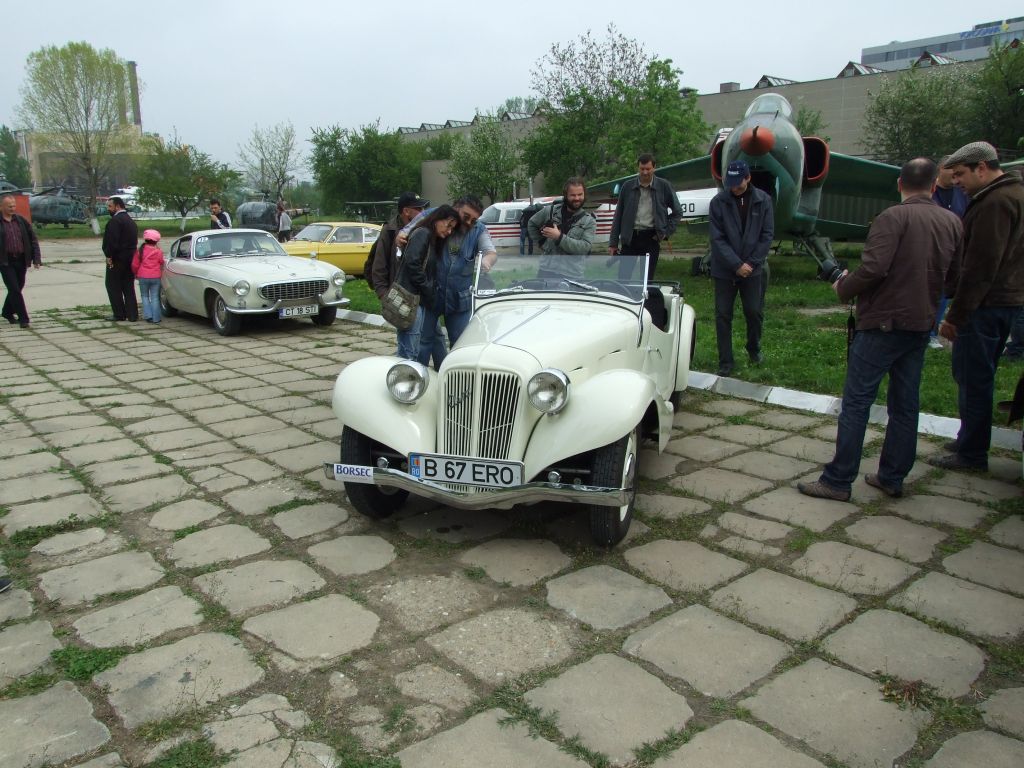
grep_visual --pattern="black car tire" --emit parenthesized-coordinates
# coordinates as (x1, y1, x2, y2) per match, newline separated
(588, 425, 639, 546)
(210, 294, 241, 336)
(159, 286, 179, 317)
(312, 307, 337, 326)
(340, 426, 408, 519)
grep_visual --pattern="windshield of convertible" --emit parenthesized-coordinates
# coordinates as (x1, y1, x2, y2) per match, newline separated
(193, 232, 286, 260)
(475, 253, 649, 303)
(293, 224, 332, 242)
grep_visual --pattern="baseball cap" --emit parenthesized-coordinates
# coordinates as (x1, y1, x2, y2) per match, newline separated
(724, 160, 751, 188)
(397, 192, 429, 210)
(944, 141, 998, 167)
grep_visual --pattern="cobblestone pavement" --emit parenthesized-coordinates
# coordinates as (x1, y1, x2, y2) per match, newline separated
(0, 310, 1021, 768)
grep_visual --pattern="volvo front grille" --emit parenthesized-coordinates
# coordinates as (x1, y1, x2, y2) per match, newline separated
(259, 280, 329, 301)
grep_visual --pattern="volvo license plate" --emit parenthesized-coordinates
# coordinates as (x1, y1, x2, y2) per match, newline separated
(409, 453, 523, 488)
(280, 304, 319, 318)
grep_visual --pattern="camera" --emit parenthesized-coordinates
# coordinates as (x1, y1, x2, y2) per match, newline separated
(817, 257, 846, 284)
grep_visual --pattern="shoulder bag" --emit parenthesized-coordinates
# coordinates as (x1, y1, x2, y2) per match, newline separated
(380, 256, 420, 330)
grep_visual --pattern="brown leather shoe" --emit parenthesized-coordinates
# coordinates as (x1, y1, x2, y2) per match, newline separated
(864, 473, 902, 498)
(797, 480, 851, 502)
(926, 453, 987, 472)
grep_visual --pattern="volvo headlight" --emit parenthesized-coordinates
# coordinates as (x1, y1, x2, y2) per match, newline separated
(233, 280, 250, 297)
(528, 369, 569, 414)
(331, 271, 345, 287)
(387, 361, 429, 403)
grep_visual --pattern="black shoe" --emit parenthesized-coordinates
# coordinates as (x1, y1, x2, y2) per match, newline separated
(865, 473, 903, 498)
(942, 439, 960, 453)
(749, 352, 764, 365)
(19, 321, 29, 329)
(105, 316, 125, 322)
(717, 364, 733, 377)
(797, 480, 851, 502)
(1, 314, 14, 325)
(0, 577, 12, 594)
(927, 453, 987, 472)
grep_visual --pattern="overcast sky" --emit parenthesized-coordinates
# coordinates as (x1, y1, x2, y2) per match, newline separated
(0, 1, 1017, 176)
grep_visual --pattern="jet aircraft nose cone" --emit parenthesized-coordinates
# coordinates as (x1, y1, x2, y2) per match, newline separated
(739, 125, 775, 156)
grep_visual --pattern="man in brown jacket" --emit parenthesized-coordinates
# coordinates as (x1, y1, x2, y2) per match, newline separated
(929, 141, 1024, 471)
(800, 158, 962, 501)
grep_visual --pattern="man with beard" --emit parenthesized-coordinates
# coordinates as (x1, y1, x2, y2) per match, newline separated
(528, 177, 595, 280)
(102, 196, 139, 321)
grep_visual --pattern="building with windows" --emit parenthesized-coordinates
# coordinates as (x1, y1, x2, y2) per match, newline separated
(862, 17, 1023, 70)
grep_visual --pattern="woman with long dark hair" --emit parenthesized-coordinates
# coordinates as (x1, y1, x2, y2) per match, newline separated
(394, 204, 459, 361)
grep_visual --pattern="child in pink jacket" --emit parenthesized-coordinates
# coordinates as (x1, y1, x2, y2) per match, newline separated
(132, 229, 165, 323)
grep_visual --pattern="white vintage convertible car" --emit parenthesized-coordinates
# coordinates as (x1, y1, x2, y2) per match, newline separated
(160, 228, 349, 336)
(324, 254, 696, 545)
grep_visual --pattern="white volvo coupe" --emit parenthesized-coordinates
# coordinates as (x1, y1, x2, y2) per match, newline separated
(160, 229, 349, 336)
(324, 254, 696, 545)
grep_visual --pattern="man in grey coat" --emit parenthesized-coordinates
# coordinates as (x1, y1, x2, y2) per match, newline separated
(608, 153, 683, 280)
(708, 160, 774, 377)
(528, 178, 595, 281)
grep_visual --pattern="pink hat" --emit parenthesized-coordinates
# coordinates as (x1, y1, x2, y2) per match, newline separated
(143, 229, 161, 243)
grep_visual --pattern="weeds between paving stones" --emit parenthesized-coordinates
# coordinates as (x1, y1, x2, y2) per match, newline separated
(51, 645, 132, 680)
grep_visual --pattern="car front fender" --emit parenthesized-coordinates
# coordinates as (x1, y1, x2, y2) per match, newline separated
(675, 302, 697, 393)
(524, 369, 671, 477)
(331, 357, 438, 454)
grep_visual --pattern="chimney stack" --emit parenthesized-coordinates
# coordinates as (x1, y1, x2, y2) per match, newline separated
(720, 82, 740, 93)
(127, 61, 142, 127)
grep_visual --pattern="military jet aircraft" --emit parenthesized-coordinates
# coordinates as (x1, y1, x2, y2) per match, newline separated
(589, 92, 903, 276)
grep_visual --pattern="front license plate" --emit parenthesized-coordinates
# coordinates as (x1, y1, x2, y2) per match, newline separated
(409, 453, 523, 488)
(280, 304, 319, 318)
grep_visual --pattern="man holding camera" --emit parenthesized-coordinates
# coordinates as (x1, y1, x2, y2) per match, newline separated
(799, 158, 962, 502)
(528, 178, 595, 280)
(709, 161, 774, 377)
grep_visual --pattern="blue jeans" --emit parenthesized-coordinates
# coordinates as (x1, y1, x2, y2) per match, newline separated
(951, 306, 1018, 463)
(396, 306, 426, 361)
(821, 329, 928, 492)
(138, 277, 161, 322)
(520, 229, 533, 255)
(415, 308, 448, 369)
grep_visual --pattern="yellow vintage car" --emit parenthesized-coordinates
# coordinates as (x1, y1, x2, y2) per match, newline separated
(282, 222, 381, 275)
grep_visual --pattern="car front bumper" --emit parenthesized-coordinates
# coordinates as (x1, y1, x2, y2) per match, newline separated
(227, 296, 350, 314)
(322, 463, 630, 509)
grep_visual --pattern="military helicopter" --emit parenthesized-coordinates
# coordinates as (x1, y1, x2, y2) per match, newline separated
(28, 186, 90, 226)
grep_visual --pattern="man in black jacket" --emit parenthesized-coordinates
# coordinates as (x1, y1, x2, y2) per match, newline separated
(102, 196, 139, 321)
(708, 161, 774, 377)
(608, 153, 682, 280)
(369, 192, 429, 299)
(0, 194, 42, 328)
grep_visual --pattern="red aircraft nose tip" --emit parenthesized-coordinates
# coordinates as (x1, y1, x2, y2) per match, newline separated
(739, 126, 775, 156)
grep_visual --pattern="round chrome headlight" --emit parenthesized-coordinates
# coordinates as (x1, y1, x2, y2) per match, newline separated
(331, 271, 345, 287)
(233, 280, 250, 297)
(528, 368, 569, 414)
(387, 361, 429, 403)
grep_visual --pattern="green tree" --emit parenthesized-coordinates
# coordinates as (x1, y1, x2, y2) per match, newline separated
(861, 65, 976, 163)
(445, 117, 522, 203)
(969, 42, 1024, 153)
(18, 42, 132, 226)
(134, 137, 240, 231)
(495, 96, 539, 115)
(793, 106, 831, 142)
(237, 121, 302, 199)
(0, 126, 32, 188)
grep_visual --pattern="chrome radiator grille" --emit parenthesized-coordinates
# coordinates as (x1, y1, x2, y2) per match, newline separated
(259, 279, 329, 301)
(441, 369, 520, 460)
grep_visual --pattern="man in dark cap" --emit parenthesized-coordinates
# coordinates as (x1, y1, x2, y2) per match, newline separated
(369, 192, 429, 299)
(708, 160, 774, 377)
(930, 141, 1024, 471)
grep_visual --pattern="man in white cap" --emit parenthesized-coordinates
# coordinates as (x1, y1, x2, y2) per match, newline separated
(930, 141, 1024, 471)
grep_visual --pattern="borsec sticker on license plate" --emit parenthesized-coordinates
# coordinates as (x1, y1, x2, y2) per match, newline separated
(332, 463, 374, 483)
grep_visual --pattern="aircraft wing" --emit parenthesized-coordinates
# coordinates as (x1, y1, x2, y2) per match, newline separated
(824, 153, 900, 199)
(588, 156, 714, 202)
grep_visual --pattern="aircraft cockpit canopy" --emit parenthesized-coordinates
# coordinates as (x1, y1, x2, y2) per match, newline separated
(744, 93, 793, 119)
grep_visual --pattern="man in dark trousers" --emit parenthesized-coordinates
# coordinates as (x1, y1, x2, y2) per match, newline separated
(799, 158, 962, 502)
(102, 196, 139, 321)
(608, 153, 683, 280)
(708, 160, 774, 377)
(930, 141, 1024, 471)
(0, 193, 42, 328)
(519, 201, 542, 256)
(369, 192, 429, 300)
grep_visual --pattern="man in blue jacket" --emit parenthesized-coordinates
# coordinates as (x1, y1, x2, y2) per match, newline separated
(708, 161, 774, 377)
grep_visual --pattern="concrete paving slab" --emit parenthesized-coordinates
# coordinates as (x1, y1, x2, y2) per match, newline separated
(60, 438, 147, 466)
(397, 708, 589, 768)
(711, 568, 857, 641)
(223, 457, 280, 482)
(45, 425, 125, 448)
(670, 468, 773, 502)
(94, 632, 264, 729)
(0, 450, 61, 480)
(39, 551, 165, 605)
(104, 473, 196, 512)
(29, 413, 108, 434)
(844, 515, 948, 563)
(140, 426, 222, 452)
(636, 493, 711, 519)
(716, 511, 794, 541)
(671, 412, 724, 431)
(891, 494, 990, 529)
(989, 516, 1024, 550)
(546, 564, 671, 629)
(525, 654, 693, 765)
(716, 450, 817, 480)
(943, 541, 1024, 596)
(0, 588, 33, 624)
(123, 414, 194, 435)
(168, 523, 271, 568)
(458, 539, 570, 586)
(193, 559, 326, 616)
(84, 455, 174, 486)
(981, 687, 1024, 739)
(652, 719, 826, 767)
(223, 480, 311, 516)
(717, 535, 782, 558)
(0, 682, 111, 768)
(624, 604, 789, 697)
(29, 529, 125, 570)
(272, 502, 349, 539)
(822, 609, 985, 697)
(395, 663, 477, 711)
(307, 535, 396, 576)
(743, 487, 852, 532)
(741, 658, 929, 768)
(234, 426, 318, 452)
(207, 415, 288, 439)
(73, 586, 203, 647)
(0, 620, 61, 681)
(242, 594, 379, 668)
(705, 424, 790, 447)
(925, 730, 1024, 767)
(426, 609, 576, 683)
(624, 540, 748, 592)
(701, 399, 763, 417)
(0, 472, 85, 505)
(397, 507, 513, 542)
(924, 473, 1023, 503)
(664, 435, 746, 461)
(148, 499, 224, 530)
(889, 572, 1024, 640)
(791, 541, 919, 595)
(367, 574, 489, 633)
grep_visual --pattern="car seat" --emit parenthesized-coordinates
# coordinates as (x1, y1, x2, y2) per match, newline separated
(643, 287, 668, 331)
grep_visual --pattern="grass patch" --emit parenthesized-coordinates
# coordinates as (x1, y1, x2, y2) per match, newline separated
(136, 710, 209, 743)
(936, 528, 978, 555)
(0, 672, 59, 699)
(51, 645, 131, 680)
(785, 526, 823, 553)
(463, 566, 487, 581)
(984, 639, 1024, 678)
(632, 725, 704, 765)
(382, 703, 415, 735)
(265, 499, 314, 515)
(146, 737, 226, 768)
(174, 525, 204, 540)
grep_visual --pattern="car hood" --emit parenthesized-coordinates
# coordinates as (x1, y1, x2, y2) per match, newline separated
(203, 255, 336, 282)
(449, 300, 639, 374)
